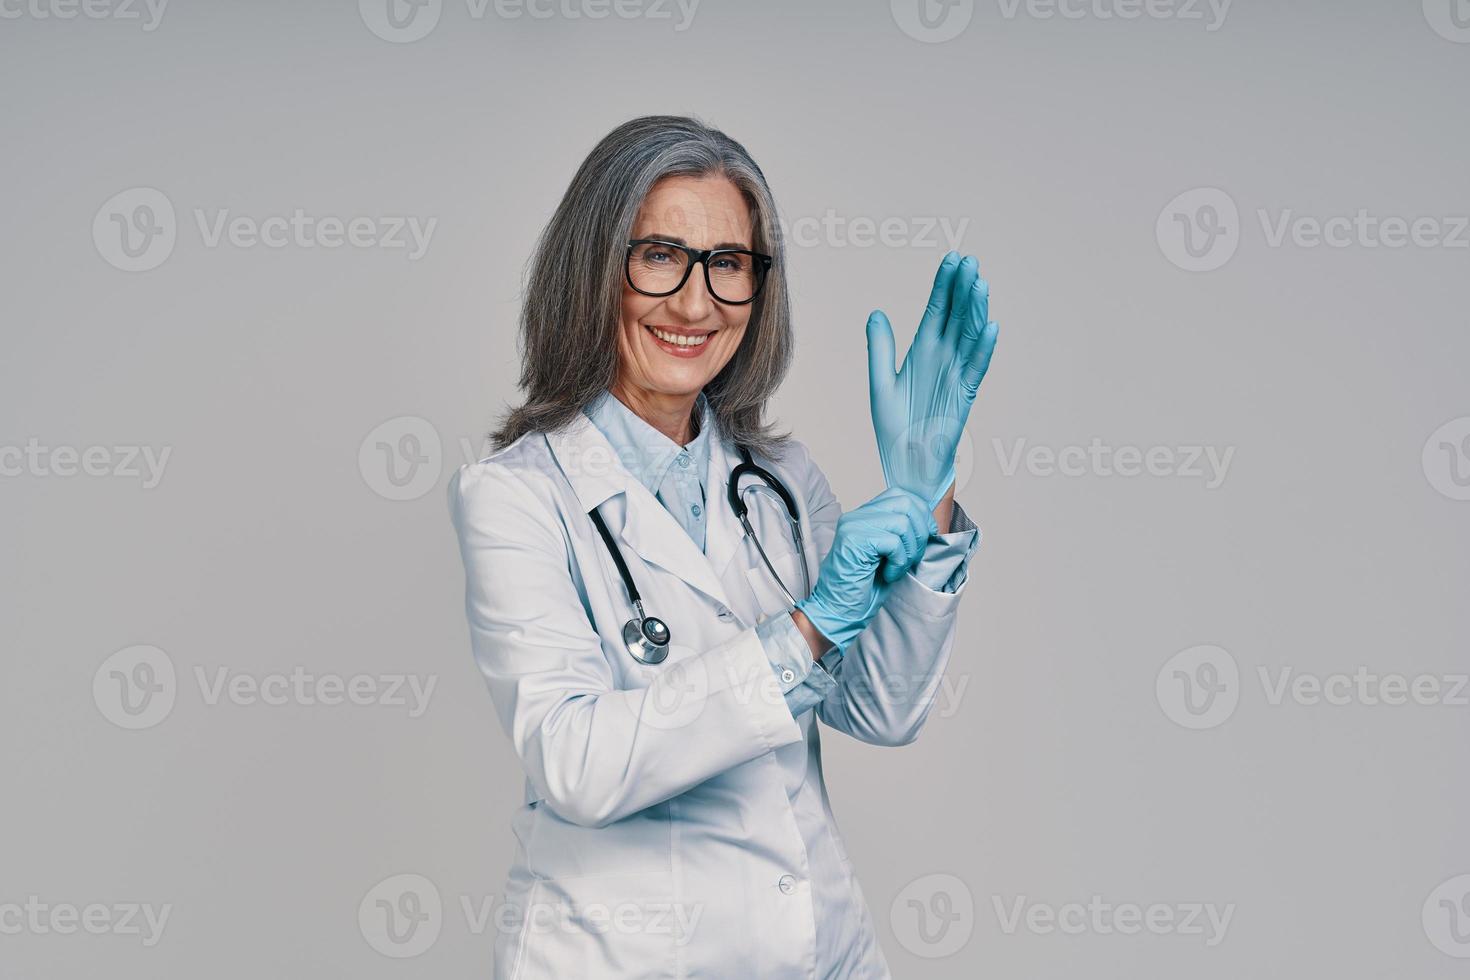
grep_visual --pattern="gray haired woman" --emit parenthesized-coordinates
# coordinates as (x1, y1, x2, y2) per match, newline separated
(450, 114, 998, 979)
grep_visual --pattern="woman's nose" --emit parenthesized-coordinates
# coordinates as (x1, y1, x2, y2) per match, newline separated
(664, 262, 716, 321)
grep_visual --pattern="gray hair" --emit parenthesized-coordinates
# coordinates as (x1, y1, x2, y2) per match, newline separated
(488, 115, 794, 460)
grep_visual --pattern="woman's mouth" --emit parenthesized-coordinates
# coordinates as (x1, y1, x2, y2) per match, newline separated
(644, 324, 715, 358)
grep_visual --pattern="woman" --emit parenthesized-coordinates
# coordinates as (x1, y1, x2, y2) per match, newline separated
(450, 115, 998, 979)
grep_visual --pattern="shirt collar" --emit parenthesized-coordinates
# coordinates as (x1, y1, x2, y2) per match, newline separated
(583, 389, 713, 498)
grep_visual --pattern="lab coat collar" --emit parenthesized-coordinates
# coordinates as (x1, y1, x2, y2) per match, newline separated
(545, 402, 742, 611)
(583, 389, 713, 503)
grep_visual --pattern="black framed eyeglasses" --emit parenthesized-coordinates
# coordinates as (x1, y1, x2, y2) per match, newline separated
(624, 238, 773, 306)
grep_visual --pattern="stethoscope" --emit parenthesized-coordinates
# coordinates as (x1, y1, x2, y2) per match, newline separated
(587, 446, 811, 666)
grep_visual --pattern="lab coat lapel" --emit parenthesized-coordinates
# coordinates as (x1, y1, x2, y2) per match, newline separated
(545, 412, 733, 610)
(703, 432, 747, 586)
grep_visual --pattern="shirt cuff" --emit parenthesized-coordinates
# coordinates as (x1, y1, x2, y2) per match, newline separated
(911, 498, 981, 594)
(755, 611, 838, 717)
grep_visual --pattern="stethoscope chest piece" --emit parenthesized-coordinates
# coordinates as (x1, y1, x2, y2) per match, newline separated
(623, 614, 670, 665)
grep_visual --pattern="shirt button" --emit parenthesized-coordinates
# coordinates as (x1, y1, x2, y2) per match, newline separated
(678, 454, 690, 468)
(779, 667, 796, 684)
(691, 503, 702, 517)
(777, 874, 796, 895)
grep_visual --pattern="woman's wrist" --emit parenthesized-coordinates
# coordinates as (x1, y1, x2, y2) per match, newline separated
(931, 479, 957, 536)
(789, 608, 835, 660)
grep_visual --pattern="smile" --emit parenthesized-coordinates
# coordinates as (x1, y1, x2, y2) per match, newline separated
(644, 324, 716, 357)
(648, 325, 711, 346)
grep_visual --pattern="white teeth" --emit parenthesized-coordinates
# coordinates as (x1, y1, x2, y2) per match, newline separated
(649, 326, 710, 348)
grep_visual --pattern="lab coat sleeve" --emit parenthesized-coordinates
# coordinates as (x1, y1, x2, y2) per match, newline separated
(911, 502, 980, 593)
(788, 443, 980, 747)
(449, 460, 806, 829)
(755, 611, 838, 717)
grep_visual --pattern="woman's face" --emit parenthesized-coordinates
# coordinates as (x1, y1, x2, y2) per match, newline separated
(616, 174, 756, 402)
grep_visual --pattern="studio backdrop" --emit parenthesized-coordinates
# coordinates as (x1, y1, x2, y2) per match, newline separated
(2, 1, 1468, 977)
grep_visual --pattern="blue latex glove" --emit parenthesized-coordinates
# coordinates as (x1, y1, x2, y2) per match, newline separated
(794, 487, 937, 652)
(867, 252, 1000, 511)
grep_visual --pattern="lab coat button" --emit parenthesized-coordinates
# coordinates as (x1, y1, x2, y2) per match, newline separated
(716, 606, 733, 621)
(777, 874, 796, 894)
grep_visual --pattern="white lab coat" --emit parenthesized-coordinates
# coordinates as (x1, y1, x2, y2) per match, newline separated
(449, 408, 971, 979)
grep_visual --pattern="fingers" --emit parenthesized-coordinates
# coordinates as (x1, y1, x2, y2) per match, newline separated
(869, 486, 939, 535)
(954, 267, 990, 366)
(866, 310, 896, 402)
(915, 251, 962, 348)
(854, 489, 936, 577)
(959, 319, 999, 398)
(939, 255, 979, 343)
(869, 530, 910, 583)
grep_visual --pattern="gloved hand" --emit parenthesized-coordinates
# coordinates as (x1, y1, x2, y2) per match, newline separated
(867, 252, 1000, 511)
(794, 487, 937, 652)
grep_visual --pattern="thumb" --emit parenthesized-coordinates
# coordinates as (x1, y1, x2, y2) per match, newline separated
(865, 310, 896, 403)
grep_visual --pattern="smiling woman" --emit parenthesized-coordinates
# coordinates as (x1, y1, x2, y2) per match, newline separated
(452, 114, 994, 980)
(490, 116, 794, 456)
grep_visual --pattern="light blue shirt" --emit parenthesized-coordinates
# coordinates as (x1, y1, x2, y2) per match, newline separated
(585, 388, 713, 550)
(583, 388, 980, 717)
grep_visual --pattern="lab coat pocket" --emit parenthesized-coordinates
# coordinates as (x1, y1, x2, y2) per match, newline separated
(517, 870, 680, 979)
(743, 547, 808, 618)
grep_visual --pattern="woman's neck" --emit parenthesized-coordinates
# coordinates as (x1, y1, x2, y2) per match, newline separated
(610, 383, 700, 446)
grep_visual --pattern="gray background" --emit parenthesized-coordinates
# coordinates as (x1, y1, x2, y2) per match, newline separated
(3, 0, 1469, 976)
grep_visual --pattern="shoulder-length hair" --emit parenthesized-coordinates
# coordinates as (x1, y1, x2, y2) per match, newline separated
(488, 115, 793, 460)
